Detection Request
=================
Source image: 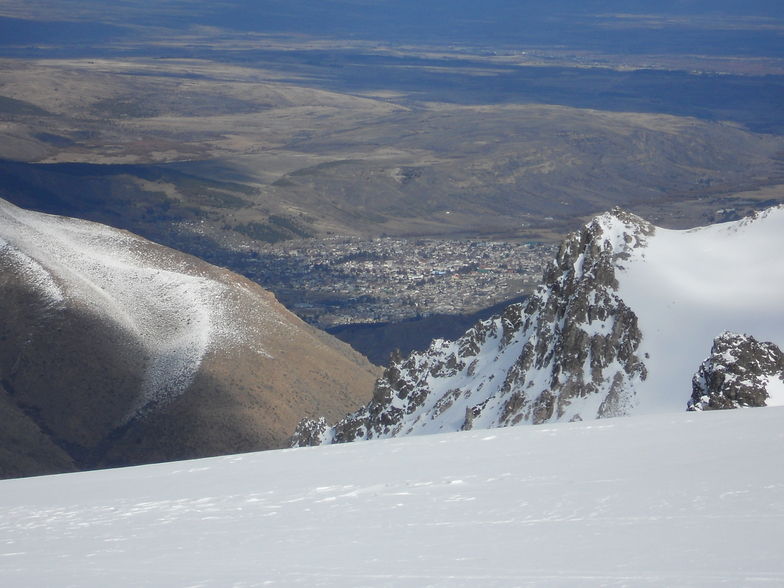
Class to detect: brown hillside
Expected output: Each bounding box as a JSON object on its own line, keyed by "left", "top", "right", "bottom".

{"left": 0, "top": 198, "right": 378, "bottom": 478}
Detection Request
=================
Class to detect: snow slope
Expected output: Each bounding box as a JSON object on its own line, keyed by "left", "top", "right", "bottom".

{"left": 620, "top": 209, "right": 784, "bottom": 413}
{"left": 294, "top": 207, "right": 784, "bottom": 445}
{"left": 1, "top": 407, "right": 783, "bottom": 587}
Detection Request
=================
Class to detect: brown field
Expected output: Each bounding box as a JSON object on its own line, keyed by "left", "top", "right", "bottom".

{"left": 1, "top": 53, "right": 783, "bottom": 247}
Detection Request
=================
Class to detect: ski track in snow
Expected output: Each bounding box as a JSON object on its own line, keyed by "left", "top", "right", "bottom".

{"left": 0, "top": 199, "right": 279, "bottom": 417}
{"left": 0, "top": 408, "right": 783, "bottom": 587}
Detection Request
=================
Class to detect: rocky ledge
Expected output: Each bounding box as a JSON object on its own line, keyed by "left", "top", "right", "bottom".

{"left": 689, "top": 332, "right": 784, "bottom": 411}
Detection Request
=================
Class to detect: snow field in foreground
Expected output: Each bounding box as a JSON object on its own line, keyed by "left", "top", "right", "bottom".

{"left": 1, "top": 407, "right": 783, "bottom": 587}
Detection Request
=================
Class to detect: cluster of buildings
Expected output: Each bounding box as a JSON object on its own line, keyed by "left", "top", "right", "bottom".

{"left": 241, "top": 237, "right": 557, "bottom": 328}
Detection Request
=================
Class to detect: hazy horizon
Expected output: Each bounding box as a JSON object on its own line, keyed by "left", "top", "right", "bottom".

{"left": 2, "top": 0, "right": 784, "bottom": 55}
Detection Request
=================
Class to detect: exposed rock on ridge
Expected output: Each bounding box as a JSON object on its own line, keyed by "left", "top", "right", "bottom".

{"left": 689, "top": 332, "right": 784, "bottom": 411}
{"left": 291, "top": 208, "right": 652, "bottom": 446}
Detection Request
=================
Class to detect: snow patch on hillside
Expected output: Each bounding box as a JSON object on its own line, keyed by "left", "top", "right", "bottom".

{"left": 765, "top": 375, "right": 784, "bottom": 405}
{"left": 0, "top": 242, "right": 65, "bottom": 308}
{"left": 0, "top": 198, "right": 277, "bottom": 417}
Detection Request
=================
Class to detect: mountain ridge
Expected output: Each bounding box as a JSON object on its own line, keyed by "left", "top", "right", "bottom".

{"left": 0, "top": 197, "right": 378, "bottom": 478}
{"left": 293, "top": 206, "right": 784, "bottom": 446}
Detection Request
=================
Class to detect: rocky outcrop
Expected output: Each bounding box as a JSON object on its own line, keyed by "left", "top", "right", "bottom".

{"left": 689, "top": 332, "right": 784, "bottom": 411}
{"left": 291, "top": 208, "right": 653, "bottom": 447}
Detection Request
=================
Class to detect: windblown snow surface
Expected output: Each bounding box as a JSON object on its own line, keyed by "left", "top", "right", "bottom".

{"left": 0, "top": 198, "right": 278, "bottom": 417}
{"left": 1, "top": 407, "right": 783, "bottom": 587}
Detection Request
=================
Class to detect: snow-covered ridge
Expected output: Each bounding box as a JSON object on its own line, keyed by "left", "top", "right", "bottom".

{"left": 0, "top": 198, "right": 279, "bottom": 417}
{"left": 293, "top": 206, "right": 784, "bottom": 446}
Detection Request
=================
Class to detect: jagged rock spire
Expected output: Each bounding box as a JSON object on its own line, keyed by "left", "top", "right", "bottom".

{"left": 291, "top": 208, "right": 655, "bottom": 447}
{"left": 689, "top": 332, "right": 784, "bottom": 411}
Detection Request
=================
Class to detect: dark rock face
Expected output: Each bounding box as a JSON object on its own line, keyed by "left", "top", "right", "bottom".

{"left": 291, "top": 208, "right": 654, "bottom": 447}
{"left": 689, "top": 332, "right": 784, "bottom": 411}
{"left": 289, "top": 417, "right": 331, "bottom": 446}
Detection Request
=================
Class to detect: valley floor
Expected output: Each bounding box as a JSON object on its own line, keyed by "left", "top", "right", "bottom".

{"left": 1, "top": 407, "right": 782, "bottom": 587}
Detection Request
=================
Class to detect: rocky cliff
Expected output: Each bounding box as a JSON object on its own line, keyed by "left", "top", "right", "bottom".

{"left": 292, "top": 208, "right": 654, "bottom": 445}
{"left": 689, "top": 332, "right": 784, "bottom": 411}
{"left": 293, "top": 206, "right": 784, "bottom": 447}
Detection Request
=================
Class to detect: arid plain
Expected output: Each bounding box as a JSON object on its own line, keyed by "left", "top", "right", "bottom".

{"left": 2, "top": 15, "right": 784, "bottom": 246}
{"left": 1, "top": 2, "right": 784, "bottom": 319}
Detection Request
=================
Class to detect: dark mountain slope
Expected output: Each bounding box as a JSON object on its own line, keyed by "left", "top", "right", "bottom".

{"left": 0, "top": 198, "right": 378, "bottom": 478}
